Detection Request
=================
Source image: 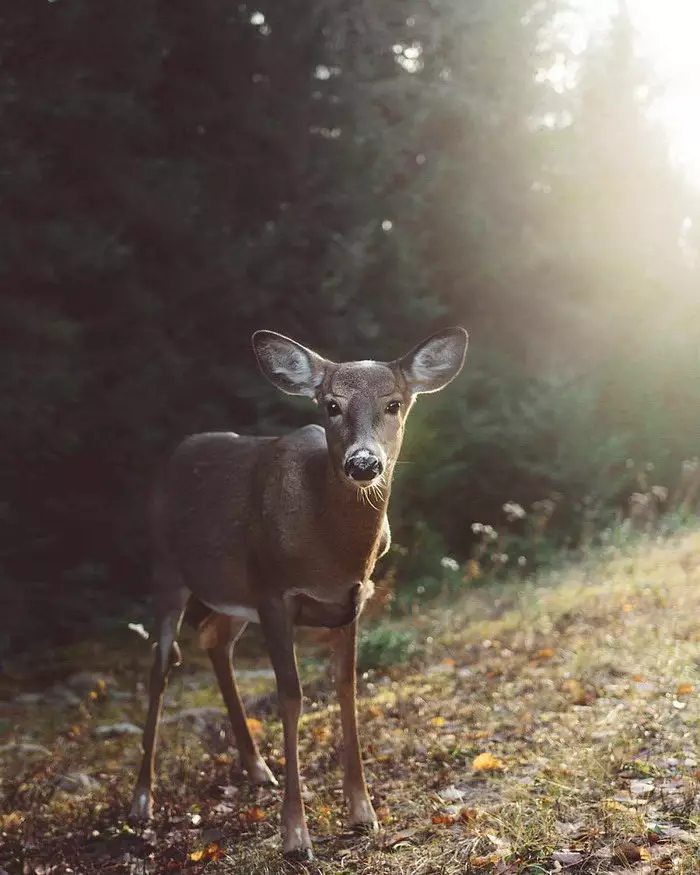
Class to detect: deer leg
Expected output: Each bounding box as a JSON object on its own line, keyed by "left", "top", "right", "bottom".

{"left": 130, "top": 598, "right": 186, "bottom": 822}
{"left": 205, "top": 615, "right": 278, "bottom": 787}
{"left": 332, "top": 619, "right": 378, "bottom": 831}
{"left": 259, "top": 601, "right": 312, "bottom": 861}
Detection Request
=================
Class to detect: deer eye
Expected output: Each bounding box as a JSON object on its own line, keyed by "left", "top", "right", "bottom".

{"left": 326, "top": 399, "right": 342, "bottom": 417}
{"left": 385, "top": 400, "right": 401, "bottom": 415}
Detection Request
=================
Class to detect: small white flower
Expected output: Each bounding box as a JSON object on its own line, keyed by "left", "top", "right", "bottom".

{"left": 471, "top": 522, "right": 484, "bottom": 534}
{"left": 517, "top": 555, "right": 527, "bottom": 567}
{"left": 440, "top": 556, "right": 459, "bottom": 571}
{"left": 503, "top": 501, "right": 526, "bottom": 521}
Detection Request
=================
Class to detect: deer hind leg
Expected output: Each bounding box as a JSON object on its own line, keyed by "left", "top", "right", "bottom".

{"left": 332, "top": 619, "right": 377, "bottom": 831}
{"left": 259, "top": 600, "right": 313, "bottom": 861}
{"left": 202, "top": 613, "right": 278, "bottom": 787}
{"left": 129, "top": 586, "right": 187, "bottom": 822}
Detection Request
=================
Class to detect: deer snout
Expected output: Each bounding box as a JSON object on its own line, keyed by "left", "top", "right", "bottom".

{"left": 343, "top": 449, "right": 383, "bottom": 483}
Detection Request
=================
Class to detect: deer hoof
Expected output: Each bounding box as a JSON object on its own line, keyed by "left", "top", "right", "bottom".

{"left": 351, "top": 819, "right": 379, "bottom": 835}
{"left": 283, "top": 847, "right": 314, "bottom": 863}
{"left": 247, "top": 758, "right": 279, "bottom": 787}
{"left": 128, "top": 788, "right": 153, "bottom": 823}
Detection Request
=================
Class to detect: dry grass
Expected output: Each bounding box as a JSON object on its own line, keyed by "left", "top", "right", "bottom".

{"left": 3, "top": 530, "right": 700, "bottom": 873}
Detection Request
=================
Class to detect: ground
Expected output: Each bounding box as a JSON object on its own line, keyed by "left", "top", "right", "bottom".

{"left": 2, "top": 530, "right": 700, "bottom": 874}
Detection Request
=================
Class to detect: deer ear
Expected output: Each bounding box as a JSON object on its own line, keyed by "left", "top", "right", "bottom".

{"left": 252, "top": 330, "right": 329, "bottom": 397}
{"left": 398, "top": 327, "right": 468, "bottom": 394}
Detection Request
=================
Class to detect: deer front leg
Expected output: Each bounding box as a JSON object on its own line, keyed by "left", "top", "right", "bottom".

{"left": 332, "top": 619, "right": 377, "bottom": 831}
{"left": 204, "top": 614, "right": 277, "bottom": 787}
{"left": 259, "top": 600, "right": 312, "bottom": 861}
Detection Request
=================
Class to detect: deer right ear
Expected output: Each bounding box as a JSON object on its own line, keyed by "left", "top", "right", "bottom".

{"left": 252, "top": 330, "right": 328, "bottom": 398}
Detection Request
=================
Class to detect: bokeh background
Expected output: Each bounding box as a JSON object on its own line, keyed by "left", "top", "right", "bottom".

{"left": 2, "top": 0, "right": 700, "bottom": 658}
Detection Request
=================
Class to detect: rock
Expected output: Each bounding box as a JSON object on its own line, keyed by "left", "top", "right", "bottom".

{"left": 162, "top": 707, "right": 226, "bottom": 728}
{"left": 57, "top": 771, "right": 101, "bottom": 794}
{"left": 0, "top": 742, "right": 51, "bottom": 757}
{"left": 43, "top": 684, "right": 81, "bottom": 706}
{"left": 66, "top": 671, "right": 115, "bottom": 692}
{"left": 14, "top": 692, "right": 42, "bottom": 705}
{"left": 95, "top": 722, "right": 142, "bottom": 737}
{"left": 437, "top": 785, "right": 465, "bottom": 802}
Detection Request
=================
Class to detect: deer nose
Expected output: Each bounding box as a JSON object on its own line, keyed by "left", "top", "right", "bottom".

{"left": 344, "top": 451, "right": 383, "bottom": 482}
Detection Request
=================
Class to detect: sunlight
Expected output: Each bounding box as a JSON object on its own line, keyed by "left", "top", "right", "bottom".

{"left": 632, "top": 0, "right": 700, "bottom": 183}
{"left": 575, "top": 1, "right": 700, "bottom": 184}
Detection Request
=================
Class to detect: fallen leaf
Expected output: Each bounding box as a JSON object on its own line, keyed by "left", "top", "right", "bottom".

{"left": 612, "top": 842, "right": 642, "bottom": 864}
{"left": 438, "top": 785, "right": 465, "bottom": 802}
{"left": 564, "top": 679, "right": 595, "bottom": 706}
{"left": 311, "top": 724, "right": 330, "bottom": 744}
{"left": 244, "top": 807, "right": 266, "bottom": 823}
{"left": 537, "top": 648, "right": 555, "bottom": 659}
{"left": 431, "top": 813, "right": 456, "bottom": 825}
{"left": 430, "top": 716, "right": 446, "bottom": 727}
{"left": 246, "top": 718, "right": 263, "bottom": 738}
{"left": 630, "top": 779, "right": 654, "bottom": 797}
{"left": 366, "top": 705, "right": 384, "bottom": 718}
{"left": 385, "top": 827, "right": 419, "bottom": 849}
{"left": 189, "top": 843, "right": 224, "bottom": 862}
{"left": 471, "top": 855, "right": 500, "bottom": 868}
{"left": 472, "top": 752, "right": 505, "bottom": 772}
{"left": 442, "top": 658, "right": 456, "bottom": 667}
{"left": 677, "top": 683, "right": 694, "bottom": 696}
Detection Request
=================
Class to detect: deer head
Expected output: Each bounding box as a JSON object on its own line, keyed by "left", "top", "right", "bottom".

{"left": 253, "top": 327, "right": 468, "bottom": 490}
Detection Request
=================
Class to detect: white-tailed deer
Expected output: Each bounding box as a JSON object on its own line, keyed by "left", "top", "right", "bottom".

{"left": 129, "top": 327, "right": 468, "bottom": 860}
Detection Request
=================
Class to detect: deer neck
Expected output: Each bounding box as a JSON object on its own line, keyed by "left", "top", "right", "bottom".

{"left": 323, "top": 458, "right": 394, "bottom": 572}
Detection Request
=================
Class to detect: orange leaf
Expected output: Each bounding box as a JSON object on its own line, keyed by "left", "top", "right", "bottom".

{"left": 622, "top": 603, "right": 635, "bottom": 613}
{"left": 677, "top": 683, "right": 694, "bottom": 696}
{"left": 536, "top": 648, "right": 554, "bottom": 659}
{"left": 442, "top": 658, "right": 456, "bottom": 667}
{"left": 472, "top": 752, "right": 505, "bottom": 772}
{"left": 312, "top": 725, "right": 331, "bottom": 744}
{"left": 471, "top": 855, "right": 500, "bottom": 868}
{"left": 246, "top": 718, "right": 264, "bottom": 738}
{"left": 430, "top": 716, "right": 446, "bottom": 727}
{"left": 432, "top": 813, "right": 456, "bottom": 825}
{"left": 245, "top": 806, "right": 267, "bottom": 823}
{"left": 366, "top": 705, "right": 384, "bottom": 718}
{"left": 189, "top": 843, "right": 224, "bottom": 862}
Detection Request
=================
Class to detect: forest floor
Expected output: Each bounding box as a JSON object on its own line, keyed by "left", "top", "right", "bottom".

{"left": 2, "top": 531, "right": 700, "bottom": 874}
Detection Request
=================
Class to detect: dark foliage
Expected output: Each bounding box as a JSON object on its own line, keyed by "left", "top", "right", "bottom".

{"left": 2, "top": 1, "right": 699, "bottom": 654}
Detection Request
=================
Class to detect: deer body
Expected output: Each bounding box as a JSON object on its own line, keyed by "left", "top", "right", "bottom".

{"left": 130, "top": 328, "right": 468, "bottom": 860}
{"left": 157, "top": 426, "right": 388, "bottom": 628}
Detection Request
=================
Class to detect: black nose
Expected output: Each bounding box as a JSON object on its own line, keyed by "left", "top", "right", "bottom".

{"left": 344, "top": 453, "right": 383, "bottom": 482}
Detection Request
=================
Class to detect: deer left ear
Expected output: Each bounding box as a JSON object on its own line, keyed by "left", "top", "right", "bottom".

{"left": 252, "top": 330, "right": 329, "bottom": 397}
{"left": 398, "top": 327, "right": 468, "bottom": 394}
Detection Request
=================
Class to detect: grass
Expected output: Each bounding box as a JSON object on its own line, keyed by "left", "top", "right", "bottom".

{"left": 2, "top": 530, "right": 700, "bottom": 873}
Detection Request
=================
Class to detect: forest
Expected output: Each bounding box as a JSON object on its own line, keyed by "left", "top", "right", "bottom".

{"left": 1, "top": 0, "right": 700, "bottom": 656}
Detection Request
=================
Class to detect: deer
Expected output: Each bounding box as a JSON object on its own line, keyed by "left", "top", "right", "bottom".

{"left": 129, "top": 326, "right": 468, "bottom": 860}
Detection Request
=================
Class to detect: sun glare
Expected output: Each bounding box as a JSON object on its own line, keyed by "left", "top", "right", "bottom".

{"left": 574, "top": 1, "right": 700, "bottom": 185}
{"left": 632, "top": 0, "right": 700, "bottom": 184}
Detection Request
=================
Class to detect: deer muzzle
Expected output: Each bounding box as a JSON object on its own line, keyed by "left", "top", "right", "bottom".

{"left": 343, "top": 449, "right": 383, "bottom": 483}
